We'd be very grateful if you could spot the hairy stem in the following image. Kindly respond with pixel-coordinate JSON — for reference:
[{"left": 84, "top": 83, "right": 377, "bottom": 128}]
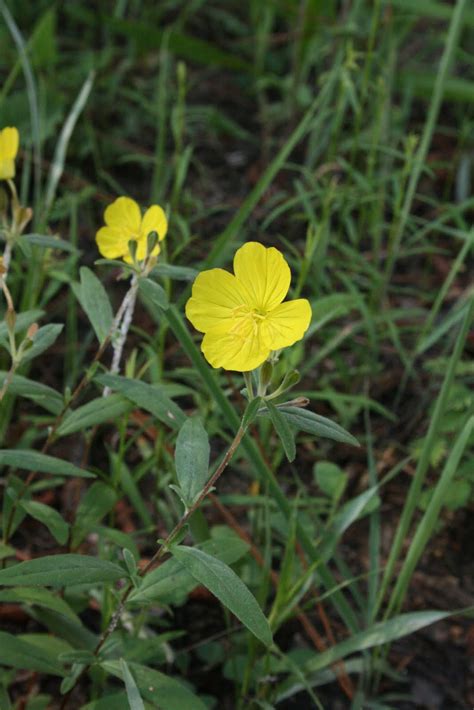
[{"left": 103, "top": 275, "right": 138, "bottom": 397}]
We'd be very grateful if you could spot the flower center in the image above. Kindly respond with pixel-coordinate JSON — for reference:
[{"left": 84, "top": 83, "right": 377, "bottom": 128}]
[{"left": 230, "top": 305, "right": 267, "bottom": 341}]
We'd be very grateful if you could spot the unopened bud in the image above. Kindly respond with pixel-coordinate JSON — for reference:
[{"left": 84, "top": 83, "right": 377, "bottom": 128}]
[
  {"left": 260, "top": 361, "right": 273, "bottom": 387},
  {"left": 128, "top": 239, "right": 138, "bottom": 263},
  {"left": 280, "top": 369, "right": 301, "bottom": 392},
  {"left": 26, "top": 323, "right": 39, "bottom": 341},
  {"left": 15, "top": 205, "right": 33, "bottom": 234},
  {"left": 5, "top": 308, "right": 16, "bottom": 331},
  {"left": 146, "top": 230, "right": 158, "bottom": 256},
  {"left": 290, "top": 396, "right": 309, "bottom": 408}
]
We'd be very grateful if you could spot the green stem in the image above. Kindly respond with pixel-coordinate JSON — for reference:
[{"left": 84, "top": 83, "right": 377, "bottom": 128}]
[{"left": 59, "top": 422, "right": 248, "bottom": 709}]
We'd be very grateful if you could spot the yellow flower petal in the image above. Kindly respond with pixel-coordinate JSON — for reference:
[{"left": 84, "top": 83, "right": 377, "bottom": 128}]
[
  {"left": 186, "top": 268, "right": 250, "bottom": 334},
  {"left": 201, "top": 329, "right": 270, "bottom": 371},
  {"left": 233, "top": 241, "right": 290, "bottom": 311},
  {"left": 104, "top": 197, "right": 141, "bottom": 235},
  {"left": 0, "top": 159, "right": 15, "bottom": 180},
  {"left": 261, "top": 299, "right": 312, "bottom": 350},
  {"left": 0, "top": 127, "right": 19, "bottom": 160},
  {"left": 96, "top": 226, "right": 130, "bottom": 259},
  {"left": 140, "top": 205, "right": 168, "bottom": 241}
]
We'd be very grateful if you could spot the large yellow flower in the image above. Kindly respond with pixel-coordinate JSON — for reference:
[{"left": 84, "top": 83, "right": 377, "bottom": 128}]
[
  {"left": 96, "top": 196, "right": 167, "bottom": 263},
  {"left": 0, "top": 127, "right": 19, "bottom": 180},
  {"left": 186, "top": 242, "right": 312, "bottom": 371}
]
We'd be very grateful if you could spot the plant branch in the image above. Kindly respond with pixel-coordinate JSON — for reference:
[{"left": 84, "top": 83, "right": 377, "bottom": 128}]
[
  {"left": 59, "top": 422, "right": 247, "bottom": 709},
  {"left": 2, "top": 278, "right": 138, "bottom": 543}
]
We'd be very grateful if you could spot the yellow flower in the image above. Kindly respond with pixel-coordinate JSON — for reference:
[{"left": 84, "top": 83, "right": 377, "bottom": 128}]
[
  {"left": 186, "top": 241, "right": 312, "bottom": 371},
  {"left": 0, "top": 127, "right": 19, "bottom": 180},
  {"left": 96, "top": 196, "right": 167, "bottom": 263}
]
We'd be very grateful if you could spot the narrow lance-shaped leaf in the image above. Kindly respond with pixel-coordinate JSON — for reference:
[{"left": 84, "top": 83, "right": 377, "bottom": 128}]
[
  {"left": 139, "top": 277, "right": 169, "bottom": 311},
  {"left": 174, "top": 418, "right": 210, "bottom": 505},
  {"left": 95, "top": 374, "right": 185, "bottom": 430},
  {"left": 0, "top": 631, "right": 65, "bottom": 676},
  {"left": 128, "top": 530, "right": 249, "bottom": 605},
  {"left": 20, "top": 500, "right": 69, "bottom": 545},
  {"left": 171, "top": 546, "right": 272, "bottom": 647},
  {"left": 0, "top": 554, "right": 125, "bottom": 587},
  {"left": 242, "top": 396, "right": 263, "bottom": 429},
  {"left": 303, "top": 610, "right": 458, "bottom": 674},
  {"left": 21, "top": 323, "right": 64, "bottom": 364},
  {"left": 18, "top": 233, "right": 78, "bottom": 253},
  {"left": 0, "top": 372, "right": 63, "bottom": 414},
  {"left": 71, "top": 482, "right": 118, "bottom": 548},
  {"left": 56, "top": 394, "right": 132, "bottom": 437},
  {"left": 265, "top": 400, "right": 296, "bottom": 462},
  {"left": 74, "top": 266, "right": 114, "bottom": 344},
  {"left": 120, "top": 658, "right": 146, "bottom": 710},
  {"left": 0, "top": 449, "right": 95, "bottom": 478},
  {"left": 277, "top": 406, "right": 359, "bottom": 447}
]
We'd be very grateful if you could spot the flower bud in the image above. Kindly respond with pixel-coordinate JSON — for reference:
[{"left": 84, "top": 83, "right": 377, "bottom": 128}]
[
  {"left": 5, "top": 307, "right": 16, "bottom": 331},
  {"left": 260, "top": 360, "right": 273, "bottom": 388},
  {"left": 26, "top": 323, "right": 39, "bottom": 341}
]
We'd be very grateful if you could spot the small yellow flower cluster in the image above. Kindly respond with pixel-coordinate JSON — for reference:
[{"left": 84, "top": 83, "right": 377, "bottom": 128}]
[{"left": 0, "top": 127, "right": 19, "bottom": 181}]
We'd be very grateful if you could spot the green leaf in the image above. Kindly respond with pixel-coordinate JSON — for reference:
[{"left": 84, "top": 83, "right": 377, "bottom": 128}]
[
  {"left": 18, "top": 233, "right": 77, "bottom": 253},
  {"left": 171, "top": 546, "right": 272, "bottom": 646},
  {"left": 0, "top": 586, "right": 77, "bottom": 619},
  {"left": 303, "top": 610, "right": 457, "bottom": 674},
  {"left": 21, "top": 323, "right": 64, "bottom": 363},
  {"left": 128, "top": 530, "right": 249, "bottom": 605},
  {"left": 138, "top": 278, "right": 169, "bottom": 310},
  {"left": 0, "top": 372, "right": 63, "bottom": 414},
  {"left": 318, "top": 486, "right": 380, "bottom": 562},
  {"left": 389, "top": 416, "right": 474, "bottom": 613},
  {"left": 265, "top": 401, "right": 296, "bottom": 462},
  {"left": 278, "top": 406, "right": 359, "bottom": 447},
  {"left": 21, "top": 500, "right": 69, "bottom": 544},
  {"left": 0, "top": 449, "right": 95, "bottom": 478},
  {"left": 174, "top": 418, "right": 210, "bottom": 505},
  {"left": 120, "top": 659, "right": 146, "bottom": 710},
  {"left": 95, "top": 374, "right": 185, "bottom": 430},
  {"left": 71, "top": 482, "right": 118, "bottom": 547},
  {"left": 0, "top": 554, "right": 124, "bottom": 587},
  {"left": 0, "top": 631, "right": 65, "bottom": 676},
  {"left": 242, "top": 396, "right": 263, "bottom": 429},
  {"left": 314, "top": 461, "right": 347, "bottom": 500},
  {"left": 74, "top": 267, "right": 114, "bottom": 344},
  {"left": 101, "top": 660, "right": 208, "bottom": 710},
  {"left": 56, "top": 394, "right": 132, "bottom": 436}
]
